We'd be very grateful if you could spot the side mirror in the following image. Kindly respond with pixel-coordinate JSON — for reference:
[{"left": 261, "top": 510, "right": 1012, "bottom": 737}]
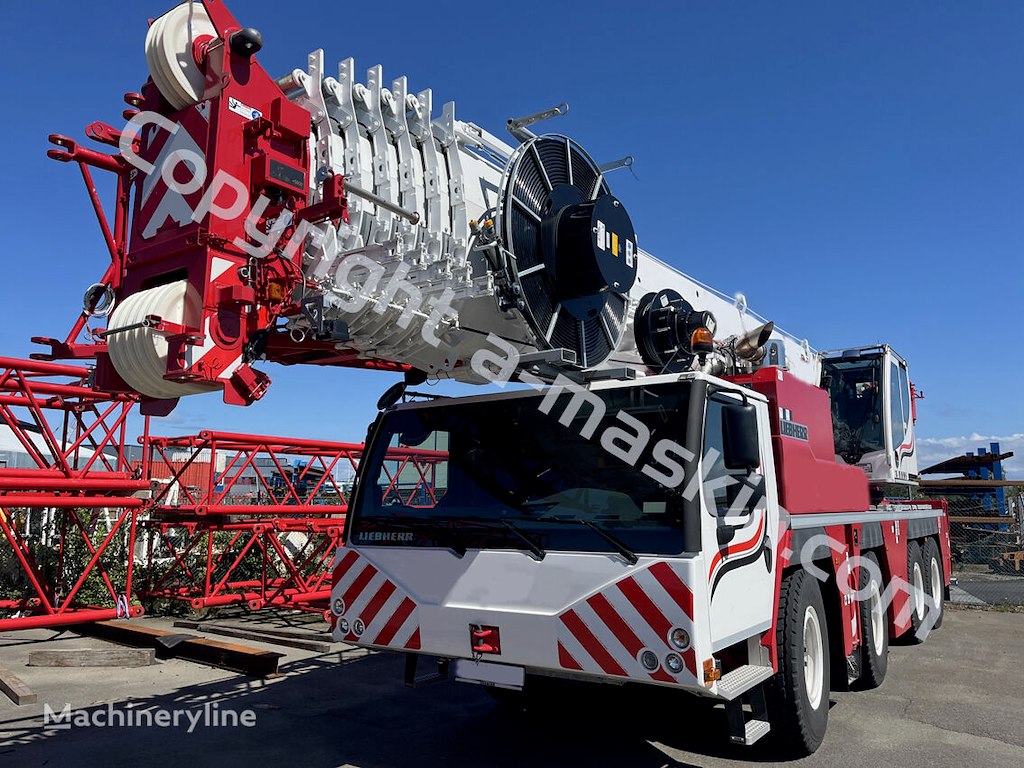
[{"left": 722, "top": 403, "right": 760, "bottom": 471}]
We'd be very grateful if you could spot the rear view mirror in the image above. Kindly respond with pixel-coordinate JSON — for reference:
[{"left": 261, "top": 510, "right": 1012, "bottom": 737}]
[{"left": 722, "top": 403, "right": 760, "bottom": 471}]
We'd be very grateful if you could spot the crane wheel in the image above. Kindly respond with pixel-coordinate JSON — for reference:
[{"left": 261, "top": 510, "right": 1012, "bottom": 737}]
[
  {"left": 765, "top": 568, "right": 830, "bottom": 756},
  {"left": 922, "top": 538, "right": 945, "bottom": 631},
  {"left": 905, "top": 540, "right": 927, "bottom": 644},
  {"left": 856, "top": 551, "right": 888, "bottom": 689}
]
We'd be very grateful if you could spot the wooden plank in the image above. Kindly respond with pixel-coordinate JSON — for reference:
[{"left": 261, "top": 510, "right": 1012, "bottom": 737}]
[
  {"left": 27, "top": 648, "right": 155, "bottom": 668},
  {"left": 75, "top": 620, "right": 284, "bottom": 677},
  {"left": 198, "top": 623, "right": 332, "bottom": 643},
  {"left": 949, "top": 516, "right": 1019, "bottom": 525},
  {"left": 172, "top": 621, "right": 331, "bottom": 653},
  {"left": 0, "top": 663, "right": 37, "bottom": 705}
]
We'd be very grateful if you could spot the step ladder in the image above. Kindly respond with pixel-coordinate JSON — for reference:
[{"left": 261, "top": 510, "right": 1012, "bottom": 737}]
[{"left": 717, "top": 664, "right": 774, "bottom": 746}]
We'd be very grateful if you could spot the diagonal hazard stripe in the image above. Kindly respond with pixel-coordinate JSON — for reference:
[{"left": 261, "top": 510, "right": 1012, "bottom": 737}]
[
  {"left": 340, "top": 563, "right": 377, "bottom": 613},
  {"left": 372, "top": 597, "right": 415, "bottom": 646},
  {"left": 683, "top": 648, "right": 696, "bottom": 676},
  {"left": 331, "top": 549, "right": 359, "bottom": 588},
  {"left": 560, "top": 609, "right": 626, "bottom": 677},
  {"left": 345, "top": 579, "right": 398, "bottom": 642},
  {"left": 358, "top": 579, "right": 396, "bottom": 628},
  {"left": 557, "top": 641, "right": 582, "bottom": 670},
  {"left": 404, "top": 628, "right": 421, "bottom": 650},
  {"left": 589, "top": 592, "right": 676, "bottom": 684},
  {"left": 649, "top": 562, "right": 694, "bottom": 618},
  {"left": 588, "top": 592, "right": 643, "bottom": 655},
  {"left": 617, "top": 575, "right": 671, "bottom": 641}
]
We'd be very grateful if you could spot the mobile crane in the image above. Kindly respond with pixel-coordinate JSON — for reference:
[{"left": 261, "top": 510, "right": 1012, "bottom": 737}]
[{"left": 42, "top": 0, "right": 949, "bottom": 754}]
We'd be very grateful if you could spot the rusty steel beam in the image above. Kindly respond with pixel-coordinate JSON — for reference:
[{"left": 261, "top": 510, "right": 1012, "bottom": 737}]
[
  {"left": 79, "top": 620, "right": 284, "bottom": 676},
  {"left": 918, "top": 479, "right": 1020, "bottom": 488}
]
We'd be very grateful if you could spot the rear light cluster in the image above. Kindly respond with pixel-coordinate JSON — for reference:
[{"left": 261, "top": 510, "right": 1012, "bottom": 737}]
[
  {"left": 639, "top": 627, "right": 691, "bottom": 675},
  {"left": 333, "top": 598, "right": 349, "bottom": 634}
]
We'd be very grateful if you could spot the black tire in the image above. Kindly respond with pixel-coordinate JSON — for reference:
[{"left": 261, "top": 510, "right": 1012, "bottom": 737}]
[
  {"left": 766, "top": 569, "right": 830, "bottom": 756},
  {"left": 905, "top": 540, "right": 926, "bottom": 643},
  {"left": 922, "top": 538, "right": 945, "bottom": 630},
  {"left": 857, "top": 551, "right": 888, "bottom": 689}
]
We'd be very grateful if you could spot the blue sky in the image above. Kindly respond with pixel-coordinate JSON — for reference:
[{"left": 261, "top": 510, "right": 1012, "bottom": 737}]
[{"left": 2, "top": 1, "right": 1022, "bottom": 475}]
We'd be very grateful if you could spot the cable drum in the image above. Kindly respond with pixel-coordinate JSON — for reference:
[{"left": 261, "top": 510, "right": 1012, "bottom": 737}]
[
  {"left": 106, "top": 280, "right": 217, "bottom": 399},
  {"left": 499, "top": 135, "right": 635, "bottom": 368}
]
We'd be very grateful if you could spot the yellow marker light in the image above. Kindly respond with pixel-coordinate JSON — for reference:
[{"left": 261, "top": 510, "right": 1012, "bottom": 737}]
[
  {"left": 611, "top": 231, "right": 619, "bottom": 256},
  {"left": 703, "top": 657, "right": 722, "bottom": 686},
  {"left": 690, "top": 326, "right": 714, "bottom": 354}
]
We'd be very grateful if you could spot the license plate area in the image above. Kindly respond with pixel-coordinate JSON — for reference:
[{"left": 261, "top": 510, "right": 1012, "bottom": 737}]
[{"left": 454, "top": 659, "right": 525, "bottom": 690}]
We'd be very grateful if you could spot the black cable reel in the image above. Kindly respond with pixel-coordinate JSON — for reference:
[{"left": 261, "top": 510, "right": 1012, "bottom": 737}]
[
  {"left": 499, "top": 135, "right": 638, "bottom": 368},
  {"left": 634, "top": 289, "right": 717, "bottom": 373}
]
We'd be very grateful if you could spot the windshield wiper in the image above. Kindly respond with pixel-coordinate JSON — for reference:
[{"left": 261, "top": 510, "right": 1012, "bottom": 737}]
[
  {"left": 525, "top": 515, "right": 640, "bottom": 565},
  {"left": 501, "top": 519, "right": 546, "bottom": 560},
  {"left": 579, "top": 520, "right": 639, "bottom": 565},
  {"left": 438, "top": 516, "right": 546, "bottom": 560}
]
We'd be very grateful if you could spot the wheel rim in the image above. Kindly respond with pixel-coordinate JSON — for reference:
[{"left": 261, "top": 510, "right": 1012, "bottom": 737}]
[
  {"left": 930, "top": 556, "right": 942, "bottom": 611},
  {"left": 913, "top": 561, "right": 925, "bottom": 620},
  {"left": 803, "top": 606, "right": 824, "bottom": 710},
  {"left": 869, "top": 579, "right": 884, "bottom": 656}
]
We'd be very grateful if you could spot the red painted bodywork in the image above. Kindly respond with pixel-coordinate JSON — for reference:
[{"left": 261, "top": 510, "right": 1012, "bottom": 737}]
[{"left": 727, "top": 367, "right": 870, "bottom": 515}]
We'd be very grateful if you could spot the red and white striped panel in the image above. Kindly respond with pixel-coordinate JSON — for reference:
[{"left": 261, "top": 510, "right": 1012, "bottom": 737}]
[
  {"left": 331, "top": 549, "right": 420, "bottom": 650},
  {"left": 557, "top": 561, "right": 697, "bottom": 684}
]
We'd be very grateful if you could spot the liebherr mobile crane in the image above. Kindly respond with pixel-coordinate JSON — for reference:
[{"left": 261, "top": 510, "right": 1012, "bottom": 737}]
[{"left": 42, "top": 0, "right": 949, "bottom": 754}]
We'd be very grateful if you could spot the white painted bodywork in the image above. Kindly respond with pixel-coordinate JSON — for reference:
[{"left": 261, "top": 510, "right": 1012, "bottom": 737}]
[
  {"left": 281, "top": 51, "right": 822, "bottom": 386},
  {"left": 332, "top": 373, "right": 783, "bottom": 695}
]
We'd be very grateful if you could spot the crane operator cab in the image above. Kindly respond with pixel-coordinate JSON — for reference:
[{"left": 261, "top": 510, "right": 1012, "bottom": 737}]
[{"left": 821, "top": 345, "right": 918, "bottom": 488}]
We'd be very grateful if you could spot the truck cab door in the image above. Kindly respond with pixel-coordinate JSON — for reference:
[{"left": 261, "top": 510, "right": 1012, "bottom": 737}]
[{"left": 700, "top": 393, "right": 780, "bottom": 650}]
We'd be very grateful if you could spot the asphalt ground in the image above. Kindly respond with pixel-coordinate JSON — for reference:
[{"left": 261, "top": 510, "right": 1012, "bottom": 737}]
[{"left": 0, "top": 607, "right": 1021, "bottom": 768}]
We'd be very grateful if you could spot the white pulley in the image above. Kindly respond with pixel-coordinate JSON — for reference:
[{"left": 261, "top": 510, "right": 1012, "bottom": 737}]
[
  {"left": 145, "top": 3, "right": 217, "bottom": 110},
  {"left": 106, "top": 280, "right": 217, "bottom": 400}
]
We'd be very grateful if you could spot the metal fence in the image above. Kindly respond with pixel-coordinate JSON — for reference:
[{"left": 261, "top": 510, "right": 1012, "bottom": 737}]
[{"left": 946, "top": 492, "right": 1024, "bottom": 609}]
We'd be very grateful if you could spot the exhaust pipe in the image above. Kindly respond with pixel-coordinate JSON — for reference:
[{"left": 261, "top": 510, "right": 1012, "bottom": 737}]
[{"left": 734, "top": 321, "right": 775, "bottom": 363}]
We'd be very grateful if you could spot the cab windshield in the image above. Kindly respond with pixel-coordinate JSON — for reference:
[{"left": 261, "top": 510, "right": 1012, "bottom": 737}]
[
  {"left": 823, "top": 356, "right": 885, "bottom": 463},
  {"left": 348, "top": 382, "right": 694, "bottom": 557}
]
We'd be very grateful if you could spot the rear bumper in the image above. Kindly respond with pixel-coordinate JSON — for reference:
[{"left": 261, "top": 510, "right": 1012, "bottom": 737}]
[{"left": 330, "top": 546, "right": 716, "bottom": 694}]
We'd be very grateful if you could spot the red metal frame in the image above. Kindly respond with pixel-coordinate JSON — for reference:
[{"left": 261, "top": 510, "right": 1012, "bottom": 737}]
[
  {"left": 138, "top": 431, "right": 443, "bottom": 613},
  {"left": 0, "top": 357, "right": 145, "bottom": 630},
  {"left": 37, "top": 0, "right": 405, "bottom": 417}
]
